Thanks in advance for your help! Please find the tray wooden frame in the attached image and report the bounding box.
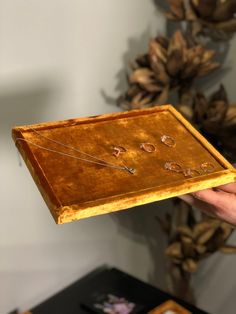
[12,105,236,224]
[148,299,191,314]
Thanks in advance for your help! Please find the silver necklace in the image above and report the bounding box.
[15,128,136,174]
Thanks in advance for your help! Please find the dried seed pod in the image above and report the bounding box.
[220,222,234,240]
[177,226,193,238]
[181,235,193,244]
[219,245,236,253]
[129,68,155,86]
[166,0,236,39]
[182,258,199,273]
[181,62,199,79]
[131,93,152,109]
[198,62,221,77]
[193,221,213,239]
[118,30,220,109]
[185,0,198,20]
[155,36,169,49]
[204,231,224,252]
[202,49,216,63]
[166,242,183,259]
[192,0,217,18]
[191,85,236,160]
[129,92,154,109]
[194,244,207,254]
[166,49,184,76]
[149,39,167,63]
[134,54,149,68]
[166,0,185,20]
[196,227,217,245]
[150,59,170,85]
[214,19,236,33]
[212,0,236,22]
[181,236,196,257]
[225,105,236,125]
[168,30,187,55]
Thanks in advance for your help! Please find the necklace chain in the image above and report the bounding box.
[15,128,136,174]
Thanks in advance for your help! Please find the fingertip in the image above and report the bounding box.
[178,194,195,205]
[191,189,211,200]
[178,195,188,202]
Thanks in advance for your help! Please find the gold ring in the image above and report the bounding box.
[161,135,176,147]
[182,168,201,178]
[164,161,182,173]
[200,162,215,173]
[140,143,156,153]
[112,146,127,157]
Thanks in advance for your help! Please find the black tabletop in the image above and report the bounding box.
[27,266,208,314]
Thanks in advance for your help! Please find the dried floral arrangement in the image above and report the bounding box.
[166,0,236,40]
[116,0,236,303]
[118,30,220,110]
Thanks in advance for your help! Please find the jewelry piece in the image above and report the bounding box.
[161,135,176,147]
[15,129,136,175]
[112,145,127,158]
[182,168,201,177]
[200,162,215,173]
[164,161,201,178]
[164,161,182,173]
[140,142,156,153]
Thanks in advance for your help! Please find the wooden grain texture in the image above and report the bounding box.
[12,105,236,224]
[148,299,192,314]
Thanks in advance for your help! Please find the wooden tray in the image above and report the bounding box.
[12,105,236,224]
[148,300,192,314]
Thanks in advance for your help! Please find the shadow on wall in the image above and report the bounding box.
[0,75,60,139]
[101,28,154,107]
[111,199,173,291]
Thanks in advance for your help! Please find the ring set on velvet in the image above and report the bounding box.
[164,161,216,178]
[112,135,176,157]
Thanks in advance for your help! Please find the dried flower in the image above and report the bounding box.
[118,31,220,110]
[163,214,234,273]
[166,0,236,39]
[192,85,236,160]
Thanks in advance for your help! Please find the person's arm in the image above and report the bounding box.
[179,182,236,225]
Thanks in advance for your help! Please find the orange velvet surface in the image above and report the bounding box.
[12,105,236,223]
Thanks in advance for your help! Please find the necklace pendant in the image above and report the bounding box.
[125,166,136,174]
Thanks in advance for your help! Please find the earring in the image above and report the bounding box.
[140,143,156,153]
[112,146,127,158]
[161,135,176,147]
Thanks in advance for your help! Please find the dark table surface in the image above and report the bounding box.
[25,266,208,314]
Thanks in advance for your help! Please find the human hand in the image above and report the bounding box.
[179,182,236,225]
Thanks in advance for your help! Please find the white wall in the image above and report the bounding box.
[0,1,166,313]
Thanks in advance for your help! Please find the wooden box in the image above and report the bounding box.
[12,105,236,224]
